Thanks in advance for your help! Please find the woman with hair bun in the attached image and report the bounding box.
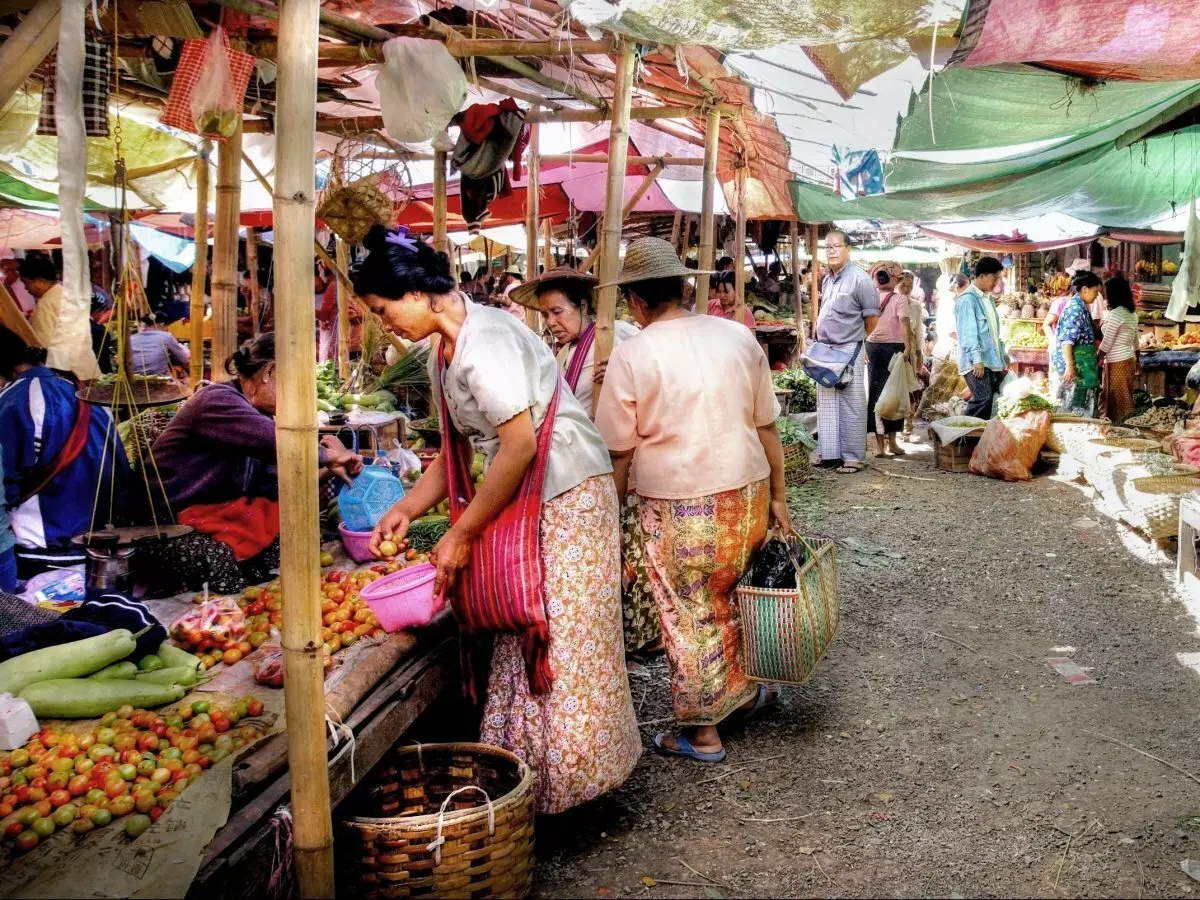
[145,332,362,593]
[355,225,640,815]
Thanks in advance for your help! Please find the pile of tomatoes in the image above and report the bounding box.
[0,698,265,853]
[319,567,390,662]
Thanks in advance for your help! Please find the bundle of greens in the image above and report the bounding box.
[996,393,1054,418]
[777,416,817,449]
[772,368,817,413]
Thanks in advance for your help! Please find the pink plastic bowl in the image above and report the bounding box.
[359,563,442,632]
[338,522,375,564]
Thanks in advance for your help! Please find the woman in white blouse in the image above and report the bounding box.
[1099,274,1139,423]
[353,226,640,814]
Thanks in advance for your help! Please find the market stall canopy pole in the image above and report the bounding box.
[246,228,261,337]
[734,164,747,325]
[525,122,541,330]
[272,0,335,890]
[695,108,720,310]
[335,235,350,381]
[189,148,210,385]
[211,121,243,382]
[528,103,738,124]
[807,223,819,328]
[0,0,60,109]
[578,161,664,275]
[539,154,704,166]
[791,219,804,351]
[432,148,449,281]
[592,45,636,417]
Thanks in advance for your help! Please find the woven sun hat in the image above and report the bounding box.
[1066,258,1092,275]
[611,237,711,286]
[504,264,523,276]
[508,264,599,310]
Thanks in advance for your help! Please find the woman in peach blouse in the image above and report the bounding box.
[595,238,793,764]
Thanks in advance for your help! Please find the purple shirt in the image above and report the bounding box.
[152,383,326,511]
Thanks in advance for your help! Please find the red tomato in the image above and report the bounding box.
[49,789,71,808]
[4,821,23,838]
[68,775,90,797]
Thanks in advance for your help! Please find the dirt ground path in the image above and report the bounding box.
[535,444,1200,899]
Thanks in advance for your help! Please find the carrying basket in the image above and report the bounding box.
[736,535,838,686]
[782,443,812,486]
[338,742,535,899]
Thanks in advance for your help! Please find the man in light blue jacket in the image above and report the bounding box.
[955,257,1009,419]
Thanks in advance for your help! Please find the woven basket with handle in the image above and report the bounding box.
[338,742,535,899]
[1117,474,1200,539]
[783,443,812,486]
[736,535,838,686]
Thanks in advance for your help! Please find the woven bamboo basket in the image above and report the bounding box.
[1118,475,1200,540]
[736,536,838,686]
[1086,452,1191,504]
[1046,416,1110,456]
[338,743,535,899]
[783,443,812,486]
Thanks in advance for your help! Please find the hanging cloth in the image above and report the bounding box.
[437,352,561,697]
[37,38,112,137]
[1167,197,1200,322]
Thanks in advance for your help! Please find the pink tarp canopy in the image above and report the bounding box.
[0,209,107,249]
[950,0,1200,81]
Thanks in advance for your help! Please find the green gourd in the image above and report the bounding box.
[0,630,139,695]
[19,679,187,718]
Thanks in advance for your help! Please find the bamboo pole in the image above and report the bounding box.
[524,122,540,330]
[578,162,665,275]
[540,154,704,166]
[790,219,804,351]
[695,109,720,311]
[211,119,243,380]
[807,223,820,331]
[432,148,449,273]
[670,212,682,251]
[0,0,59,110]
[261,35,614,61]
[542,219,553,274]
[189,149,210,385]
[592,45,635,417]
[528,103,737,124]
[245,228,261,336]
[733,164,747,326]
[335,236,350,380]
[273,0,334,889]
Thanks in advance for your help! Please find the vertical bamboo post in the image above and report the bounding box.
[335,236,350,381]
[245,228,261,336]
[790,219,805,351]
[695,109,720,311]
[433,149,449,259]
[733,164,747,326]
[592,44,636,416]
[524,122,540,330]
[807,222,820,331]
[211,119,243,379]
[542,218,553,273]
[189,148,210,385]
[670,211,681,252]
[274,0,334,891]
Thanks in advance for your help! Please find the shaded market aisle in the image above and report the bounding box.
[535,446,1200,899]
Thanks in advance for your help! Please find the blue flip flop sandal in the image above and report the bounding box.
[653,731,727,763]
[732,684,780,723]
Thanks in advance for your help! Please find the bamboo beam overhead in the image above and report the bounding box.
[272,0,335,890]
[539,154,704,166]
[591,46,636,417]
[0,0,60,110]
[188,148,209,385]
[528,103,738,124]
[252,34,613,63]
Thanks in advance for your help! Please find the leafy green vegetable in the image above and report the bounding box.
[777,416,817,449]
[772,368,816,413]
[996,393,1054,418]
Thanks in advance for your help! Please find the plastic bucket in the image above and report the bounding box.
[338,522,375,564]
[359,563,442,632]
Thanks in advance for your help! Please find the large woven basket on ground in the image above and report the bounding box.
[1085,450,1194,500]
[736,535,838,686]
[338,743,535,899]
[783,443,812,486]
[1120,475,1200,540]
[1046,416,1110,456]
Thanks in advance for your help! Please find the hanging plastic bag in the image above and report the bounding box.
[745,536,799,590]
[377,37,468,144]
[876,352,912,421]
[189,28,241,139]
[968,410,1051,482]
[1167,196,1200,322]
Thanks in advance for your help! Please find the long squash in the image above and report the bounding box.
[134,666,202,687]
[0,630,138,696]
[88,662,138,681]
[155,644,203,673]
[19,679,186,718]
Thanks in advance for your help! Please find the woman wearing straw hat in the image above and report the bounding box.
[595,237,792,763]
[510,266,655,653]
[353,226,641,814]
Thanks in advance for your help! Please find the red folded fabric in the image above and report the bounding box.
[179,497,280,562]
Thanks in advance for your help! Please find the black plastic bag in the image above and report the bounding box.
[1187,359,1200,392]
[746,537,799,590]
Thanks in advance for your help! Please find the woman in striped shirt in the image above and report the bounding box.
[1099,274,1138,423]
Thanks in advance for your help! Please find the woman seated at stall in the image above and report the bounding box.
[509,266,639,416]
[0,326,129,582]
[354,225,640,815]
[707,270,757,330]
[594,237,793,764]
[144,333,362,593]
[1051,272,1102,417]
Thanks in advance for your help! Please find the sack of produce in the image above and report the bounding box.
[169,596,246,655]
[969,410,1051,482]
[876,352,912,420]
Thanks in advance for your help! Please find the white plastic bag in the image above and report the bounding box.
[1167,196,1200,322]
[876,352,912,421]
[189,28,240,139]
[377,37,468,143]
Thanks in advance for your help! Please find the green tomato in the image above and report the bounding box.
[91,808,113,827]
[124,814,152,839]
[51,804,77,827]
[191,701,210,715]
[31,817,55,838]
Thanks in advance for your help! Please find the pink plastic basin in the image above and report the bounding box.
[338,522,375,563]
[359,563,442,632]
